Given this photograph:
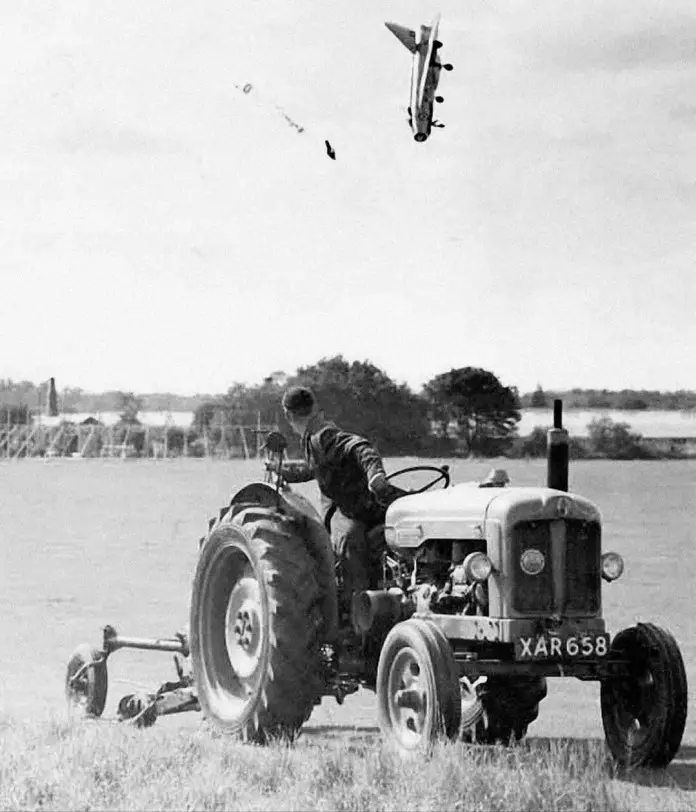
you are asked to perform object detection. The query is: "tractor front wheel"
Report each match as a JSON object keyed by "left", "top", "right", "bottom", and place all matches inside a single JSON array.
[
  {"left": 601, "top": 622, "right": 687, "bottom": 768},
  {"left": 377, "top": 619, "right": 461, "bottom": 754},
  {"left": 190, "top": 507, "right": 324, "bottom": 743}
]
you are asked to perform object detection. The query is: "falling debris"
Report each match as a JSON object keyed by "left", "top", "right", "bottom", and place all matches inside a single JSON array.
[
  {"left": 233, "top": 82, "right": 307, "bottom": 135},
  {"left": 233, "top": 82, "right": 336, "bottom": 160},
  {"left": 278, "top": 109, "right": 305, "bottom": 134}
]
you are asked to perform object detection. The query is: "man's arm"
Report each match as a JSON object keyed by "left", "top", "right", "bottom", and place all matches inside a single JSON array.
[{"left": 317, "top": 426, "right": 388, "bottom": 488}]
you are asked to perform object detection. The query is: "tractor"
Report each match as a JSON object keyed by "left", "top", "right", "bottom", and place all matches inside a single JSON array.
[{"left": 66, "top": 400, "right": 687, "bottom": 768}]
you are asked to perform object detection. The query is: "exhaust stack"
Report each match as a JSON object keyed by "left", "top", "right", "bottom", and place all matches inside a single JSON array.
[{"left": 547, "top": 399, "right": 569, "bottom": 492}]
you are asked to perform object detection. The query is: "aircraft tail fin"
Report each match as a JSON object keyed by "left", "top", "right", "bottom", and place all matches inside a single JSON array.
[{"left": 385, "top": 21, "right": 418, "bottom": 53}]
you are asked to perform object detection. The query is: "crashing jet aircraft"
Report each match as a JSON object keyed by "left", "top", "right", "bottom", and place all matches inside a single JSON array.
[{"left": 385, "top": 13, "right": 453, "bottom": 142}]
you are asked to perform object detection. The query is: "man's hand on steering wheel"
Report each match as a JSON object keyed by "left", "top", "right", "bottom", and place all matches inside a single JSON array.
[{"left": 368, "top": 473, "right": 393, "bottom": 505}]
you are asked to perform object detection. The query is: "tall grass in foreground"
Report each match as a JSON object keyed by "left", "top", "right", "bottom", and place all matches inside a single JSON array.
[{"left": 0, "top": 714, "right": 690, "bottom": 812}]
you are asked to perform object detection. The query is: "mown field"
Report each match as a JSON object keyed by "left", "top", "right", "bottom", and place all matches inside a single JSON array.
[{"left": 1, "top": 457, "right": 695, "bottom": 810}]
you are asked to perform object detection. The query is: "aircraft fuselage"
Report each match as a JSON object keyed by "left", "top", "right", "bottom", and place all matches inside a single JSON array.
[{"left": 407, "top": 20, "right": 446, "bottom": 142}]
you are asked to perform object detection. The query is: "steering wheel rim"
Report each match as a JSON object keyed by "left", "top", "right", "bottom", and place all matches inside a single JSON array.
[{"left": 384, "top": 465, "right": 450, "bottom": 494}]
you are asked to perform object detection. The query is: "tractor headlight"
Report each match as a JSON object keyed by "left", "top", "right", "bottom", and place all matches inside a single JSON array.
[
  {"left": 601, "top": 552, "right": 624, "bottom": 582},
  {"left": 463, "top": 552, "right": 493, "bottom": 583},
  {"left": 520, "top": 548, "right": 546, "bottom": 576}
]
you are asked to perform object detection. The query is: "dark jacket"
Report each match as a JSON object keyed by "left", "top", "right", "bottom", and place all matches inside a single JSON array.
[{"left": 281, "top": 417, "right": 387, "bottom": 526}]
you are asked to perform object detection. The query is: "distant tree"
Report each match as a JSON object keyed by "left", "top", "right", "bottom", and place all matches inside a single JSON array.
[
  {"left": 586, "top": 390, "right": 613, "bottom": 409},
  {"left": 193, "top": 401, "right": 219, "bottom": 433},
  {"left": 116, "top": 392, "right": 142, "bottom": 425},
  {"left": 616, "top": 393, "right": 649, "bottom": 410},
  {"left": 219, "top": 379, "right": 282, "bottom": 430},
  {"left": 0, "top": 380, "right": 40, "bottom": 410},
  {"left": 164, "top": 428, "right": 189, "bottom": 455},
  {"left": 423, "top": 367, "right": 520, "bottom": 456},
  {"left": 289, "top": 355, "right": 435, "bottom": 455},
  {"left": 130, "top": 428, "right": 147, "bottom": 455},
  {"left": 60, "top": 386, "right": 85, "bottom": 412},
  {"left": 569, "top": 436, "right": 591, "bottom": 459},
  {"left": 520, "top": 387, "right": 696, "bottom": 411},
  {"left": 0, "top": 404, "right": 30, "bottom": 426},
  {"left": 587, "top": 417, "right": 643, "bottom": 459},
  {"left": 522, "top": 426, "right": 548, "bottom": 457},
  {"left": 530, "top": 384, "right": 548, "bottom": 408},
  {"left": 225, "top": 383, "right": 255, "bottom": 414}
]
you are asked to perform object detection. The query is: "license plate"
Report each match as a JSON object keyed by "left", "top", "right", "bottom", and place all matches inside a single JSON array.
[{"left": 515, "top": 632, "right": 610, "bottom": 660}]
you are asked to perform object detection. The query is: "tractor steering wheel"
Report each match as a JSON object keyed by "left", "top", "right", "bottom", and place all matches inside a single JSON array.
[{"left": 384, "top": 465, "right": 450, "bottom": 495}]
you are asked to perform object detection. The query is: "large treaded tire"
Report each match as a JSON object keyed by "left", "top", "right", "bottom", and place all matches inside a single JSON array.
[
  {"left": 464, "top": 675, "right": 548, "bottom": 744},
  {"left": 377, "top": 618, "right": 461, "bottom": 754},
  {"left": 201, "top": 495, "right": 338, "bottom": 643},
  {"left": 601, "top": 622, "right": 687, "bottom": 768},
  {"left": 190, "top": 506, "right": 323, "bottom": 743}
]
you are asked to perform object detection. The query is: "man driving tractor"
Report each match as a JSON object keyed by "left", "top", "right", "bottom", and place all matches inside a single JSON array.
[{"left": 267, "top": 386, "right": 398, "bottom": 641}]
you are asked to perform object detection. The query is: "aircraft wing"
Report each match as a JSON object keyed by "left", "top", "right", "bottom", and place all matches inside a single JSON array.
[{"left": 384, "top": 21, "right": 418, "bottom": 53}]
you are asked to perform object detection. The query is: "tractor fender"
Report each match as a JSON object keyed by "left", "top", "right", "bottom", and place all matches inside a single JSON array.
[{"left": 229, "top": 482, "right": 338, "bottom": 643}]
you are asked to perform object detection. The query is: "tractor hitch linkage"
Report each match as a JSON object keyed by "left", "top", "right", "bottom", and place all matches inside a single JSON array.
[{"left": 102, "top": 624, "right": 189, "bottom": 658}]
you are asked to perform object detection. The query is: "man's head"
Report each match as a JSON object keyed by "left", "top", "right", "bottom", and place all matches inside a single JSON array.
[{"left": 282, "top": 385, "right": 317, "bottom": 435}]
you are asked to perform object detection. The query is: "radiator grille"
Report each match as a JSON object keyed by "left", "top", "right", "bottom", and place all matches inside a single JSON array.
[
  {"left": 511, "top": 519, "right": 601, "bottom": 615},
  {"left": 564, "top": 519, "right": 601, "bottom": 614}
]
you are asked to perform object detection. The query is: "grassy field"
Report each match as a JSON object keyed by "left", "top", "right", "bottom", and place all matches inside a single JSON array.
[
  {"left": 1, "top": 457, "right": 695, "bottom": 810},
  {"left": 4, "top": 714, "right": 695, "bottom": 811}
]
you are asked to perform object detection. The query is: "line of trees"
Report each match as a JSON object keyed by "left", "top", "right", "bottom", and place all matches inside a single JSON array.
[
  {"left": 2, "top": 377, "right": 695, "bottom": 417},
  {"left": 523, "top": 384, "right": 696, "bottom": 411},
  {"left": 190, "top": 359, "right": 687, "bottom": 460},
  {"left": 0, "top": 380, "right": 209, "bottom": 414},
  {"left": 188, "top": 357, "right": 522, "bottom": 457},
  {"left": 509, "top": 417, "right": 658, "bottom": 460},
  {"left": 0, "top": 360, "right": 522, "bottom": 458},
  {"left": 1, "top": 362, "right": 694, "bottom": 459}
]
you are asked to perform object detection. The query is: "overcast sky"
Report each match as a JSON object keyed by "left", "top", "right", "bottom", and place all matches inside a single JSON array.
[{"left": 1, "top": 0, "right": 694, "bottom": 395}]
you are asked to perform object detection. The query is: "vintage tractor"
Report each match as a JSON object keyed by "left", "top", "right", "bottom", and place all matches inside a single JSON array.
[{"left": 65, "top": 401, "right": 687, "bottom": 769}]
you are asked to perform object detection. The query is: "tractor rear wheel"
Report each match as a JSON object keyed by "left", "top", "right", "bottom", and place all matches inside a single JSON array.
[
  {"left": 463, "top": 675, "right": 548, "bottom": 744},
  {"left": 601, "top": 622, "right": 687, "bottom": 768},
  {"left": 377, "top": 619, "right": 461, "bottom": 754},
  {"left": 190, "top": 507, "right": 324, "bottom": 743}
]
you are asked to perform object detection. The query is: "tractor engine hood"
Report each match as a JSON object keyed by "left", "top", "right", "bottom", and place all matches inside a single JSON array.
[{"left": 384, "top": 483, "right": 601, "bottom": 549}]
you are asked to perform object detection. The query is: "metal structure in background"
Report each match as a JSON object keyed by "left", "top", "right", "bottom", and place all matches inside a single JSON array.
[
  {"left": 0, "top": 419, "right": 278, "bottom": 460},
  {"left": 1, "top": 375, "right": 280, "bottom": 459}
]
